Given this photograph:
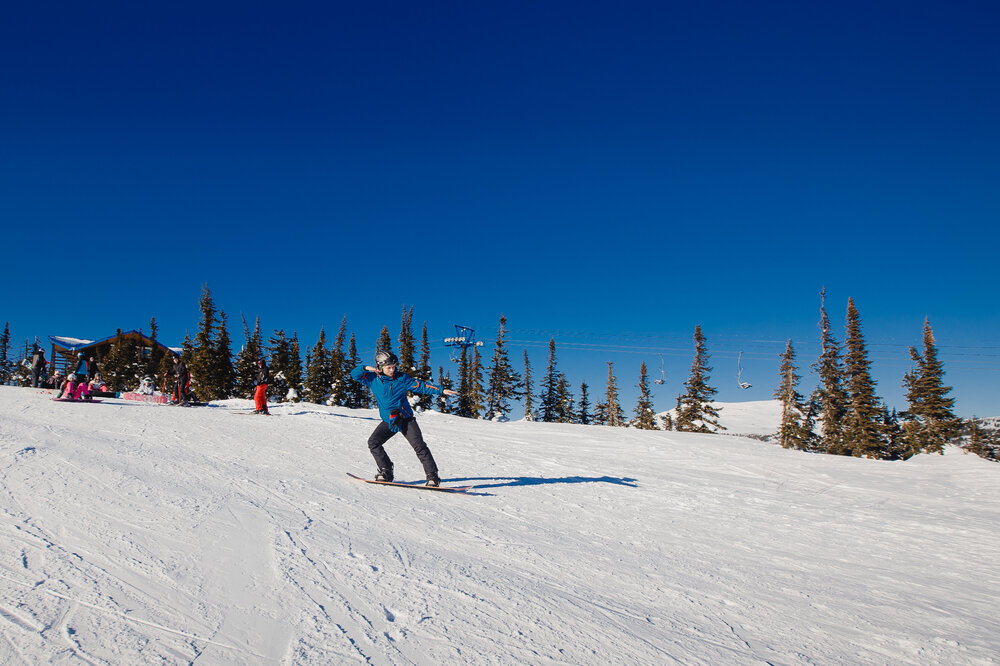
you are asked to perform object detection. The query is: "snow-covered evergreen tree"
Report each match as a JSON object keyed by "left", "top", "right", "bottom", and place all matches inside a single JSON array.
[
  {"left": 485, "top": 314, "right": 523, "bottom": 420},
  {"left": 377, "top": 326, "right": 393, "bottom": 358},
  {"left": 965, "top": 418, "right": 999, "bottom": 461},
  {"left": 213, "top": 311, "right": 236, "bottom": 399},
  {"left": 811, "top": 288, "right": 848, "bottom": 454},
  {"left": 602, "top": 361, "right": 626, "bottom": 427},
  {"left": 578, "top": 382, "right": 591, "bottom": 425},
  {"left": 523, "top": 349, "right": 534, "bottom": 421},
  {"left": 414, "top": 323, "right": 434, "bottom": 410},
  {"left": 268, "top": 330, "right": 293, "bottom": 403},
  {"left": 538, "top": 338, "right": 561, "bottom": 423},
  {"left": 456, "top": 346, "right": 485, "bottom": 419},
  {"left": 555, "top": 371, "right": 575, "bottom": 423},
  {"left": 285, "top": 333, "right": 303, "bottom": 402},
  {"left": 146, "top": 317, "right": 166, "bottom": 380},
  {"left": 190, "top": 285, "right": 228, "bottom": 401},
  {"left": 0, "top": 323, "right": 10, "bottom": 385},
  {"left": 675, "top": 326, "right": 723, "bottom": 433},
  {"left": 842, "top": 298, "right": 887, "bottom": 458},
  {"left": 304, "top": 327, "right": 332, "bottom": 404},
  {"left": 901, "top": 318, "right": 961, "bottom": 455},
  {"left": 398, "top": 306, "right": 416, "bottom": 374},
  {"left": 234, "top": 316, "right": 264, "bottom": 398},
  {"left": 345, "top": 334, "right": 368, "bottom": 408},
  {"left": 436, "top": 366, "right": 454, "bottom": 414},
  {"left": 775, "top": 339, "right": 812, "bottom": 450},
  {"left": 329, "top": 317, "right": 348, "bottom": 407},
  {"left": 101, "top": 329, "right": 143, "bottom": 392},
  {"left": 632, "top": 363, "right": 658, "bottom": 429}
]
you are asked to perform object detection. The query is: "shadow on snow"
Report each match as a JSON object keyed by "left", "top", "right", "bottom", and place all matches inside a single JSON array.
[{"left": 448, "top": 475, "right": 638, "bottom": 490}]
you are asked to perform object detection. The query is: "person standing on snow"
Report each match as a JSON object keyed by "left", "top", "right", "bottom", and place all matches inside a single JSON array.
[
  {"left": 171, "top": 356, "right": 191, "bottom": 405},
  {"left": 254, "top": 358, "right": 271, "bottom": 415},
  {"left": 30, "top": 347, "right": 46, "bottom": 388},
  {"left": 350, "top": 351, "right": 458, "bottom": 487}
]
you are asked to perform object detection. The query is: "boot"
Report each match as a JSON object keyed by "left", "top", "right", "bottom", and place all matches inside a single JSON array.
[
  {"left": 426, "top": 473, "right": 440, "bottom": 488},
  {"left": 375, "top": 465, "right": 394, "bottom": 483}
]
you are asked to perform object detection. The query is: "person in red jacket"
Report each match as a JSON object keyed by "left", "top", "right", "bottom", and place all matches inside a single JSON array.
[{"left": 254, "top": 358, "right": 271, "bottom": 415}]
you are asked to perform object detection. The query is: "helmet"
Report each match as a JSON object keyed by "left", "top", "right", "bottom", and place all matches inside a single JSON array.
[
  {"left": 78, "top": 352, "right": 85, "bottom": 358},
  {"left": 375, "top": 350, "right": 398, "bottom": 369},
  {"left": 68, "top": 374, "right": 77, "bottom": 382},
  {"left": 142, "top": 376, "right": 153, "bottom": 383}
]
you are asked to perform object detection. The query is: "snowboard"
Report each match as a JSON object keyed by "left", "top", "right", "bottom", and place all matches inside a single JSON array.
[
  {"left": 51, "top": 398, "right": 103, "bottom": 403},
  {"left": 346, "top": 472, "right": 472, "bottom": 494}
]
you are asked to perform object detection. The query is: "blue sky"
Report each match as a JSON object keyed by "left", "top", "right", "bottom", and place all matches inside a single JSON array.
[{"left": 3, "top": 1, "right": 998, "bottom": 416}]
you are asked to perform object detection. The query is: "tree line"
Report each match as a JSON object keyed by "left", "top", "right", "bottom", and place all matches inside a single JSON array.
[{"left": 2, "top": 285, "right": 997, "bottom": 462}]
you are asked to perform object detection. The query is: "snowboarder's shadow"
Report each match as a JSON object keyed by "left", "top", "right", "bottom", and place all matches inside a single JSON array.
[{"left": 448, "top": 475, "right": 638, "bottom": 490}]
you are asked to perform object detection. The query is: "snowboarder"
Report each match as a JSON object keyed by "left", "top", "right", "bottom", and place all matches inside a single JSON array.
[
  {"left": 136, "top": 376, "right": 156, "bottom": 395},
  {"left": 254, "top": 358, "right": 271, "bottom": 414},
  {"left": 61, "top": 373, "right": 92, "bottom": 401},
  {"left": 170, "top": 356, "right": 191, "bottom": 405},
  {"left": 57, "top": 353, "right": 89, "bottom": 398},
  {"left": 350, "top": 351, "right": 458, "bottom": 487}
]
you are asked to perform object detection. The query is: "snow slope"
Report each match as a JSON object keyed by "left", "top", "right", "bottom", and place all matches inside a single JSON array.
[
  {"left": 660, "top": 399, "right": 784, "bottom": 437},
  {"left": 0, "top": 386, "right": 997, "bottom": 665}
]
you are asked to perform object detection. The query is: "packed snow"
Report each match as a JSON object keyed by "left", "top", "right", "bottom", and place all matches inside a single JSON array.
[{"left": 0, "top": 386, "right": 997, "bottom": 665}]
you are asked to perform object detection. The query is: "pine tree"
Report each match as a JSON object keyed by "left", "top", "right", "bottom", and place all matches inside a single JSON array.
[
  {"left": 555, "top": 372, "right": 575, "bottom": 423},
  {"left": 377, "top": 326, "right": 393, "bottom": 357},
  {"left": 235, "top": 316, "right": 264, "bottom": 398},
  {"left": 345, "top": 334, "right": 368, "bottom": 408},
  {"left": 268, "top": 330, "right": 293, "bottom": 402},
  {"left": 602, "top": 361, "right": 626, "bottom": 427},
  {"left": 901, "top": 318, "right": 961, "bottom": 455},
  {"left": 304, "top": 327, "right": 332, "bottom": 404},
  {"left": 485, "top": 314, "right": 523, "bottom": 421},
  {"left": 101, "top": 329, "right": 143, "bottom": 392},
  {"left": 286, "top": 333, "right": 303, "bottom": 402},
  {"left": 0, "top": 323, "right": 10, "bottom": 385},
  {"left": 538, "top": 338, "right": 561, "bottom": 423},
  {"left": 398, "top": 306, "right": 416, "bottom": 374},
  {"left": 842, "top": 298, "right": 887, "bottom": 458},
  {"left": 675, "top": 326, "right": 723, "bottom": 433},
  {"left": 329, "top": 317, "right": 348, "bottom": 406},
  {"left": 470, "top": 346, "right": 486, "bottom": 418},
  {"left": 213, "top": 311, "right": 236, "bottom": 399},
  {"left": 146, "top": 317, "right": 165, "bottom": 379},
  {"left": 965, "top": 418, "right": 999, "bottom": 461},
  {"left": 414, "top": 323, "right": 434, "bottom": 410},
  {"left": 578, "top": 382, "right": 591, "bottom": 425},
  {"left": 190, "top": 285, "right": 222, "bottom": 401},
  {"left": 633, "top": 363, "right": 658, "bottom": 429},
  {"left": 775, "top": 339, "right": 812, "bottom": 450},
  {"left": 437, "top": 366, "right": 454, "bottom": 414},
  {"left": 811, "top": 288, "right": 848, "bottom": 454},
  {"left": 157, "top": 348, "right": 175, "bottom": 394},
  {"left": 523, "top": 349, "right": 534, "bottom": 421}
]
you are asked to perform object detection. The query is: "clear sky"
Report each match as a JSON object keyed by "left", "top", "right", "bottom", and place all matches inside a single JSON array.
[{"left": 2, "top": 1, "right": 998, "bottom": 417}]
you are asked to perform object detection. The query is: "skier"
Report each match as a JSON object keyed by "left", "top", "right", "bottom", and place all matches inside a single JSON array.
[
  {"left": 170, "top": 356, "right": 191, "bottom": 405},
  {"left": 350, "top": 351, "right": 457, "bottom": 487},
  {"left": 30, "top": 347, "right": 46, "bottom": 388},
  {"left": 254, "top": 358, "right": 271, "bottom": 415}
]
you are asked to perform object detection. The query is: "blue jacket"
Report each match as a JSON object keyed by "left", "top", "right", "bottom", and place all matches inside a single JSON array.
[{"left": 350, "top": 366, "right": 445, "bottom": 425}]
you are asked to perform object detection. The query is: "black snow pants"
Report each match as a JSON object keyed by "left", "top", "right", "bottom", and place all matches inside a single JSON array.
[{"left": 367, "top": 418, "right": 438, "bottom": 476}]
